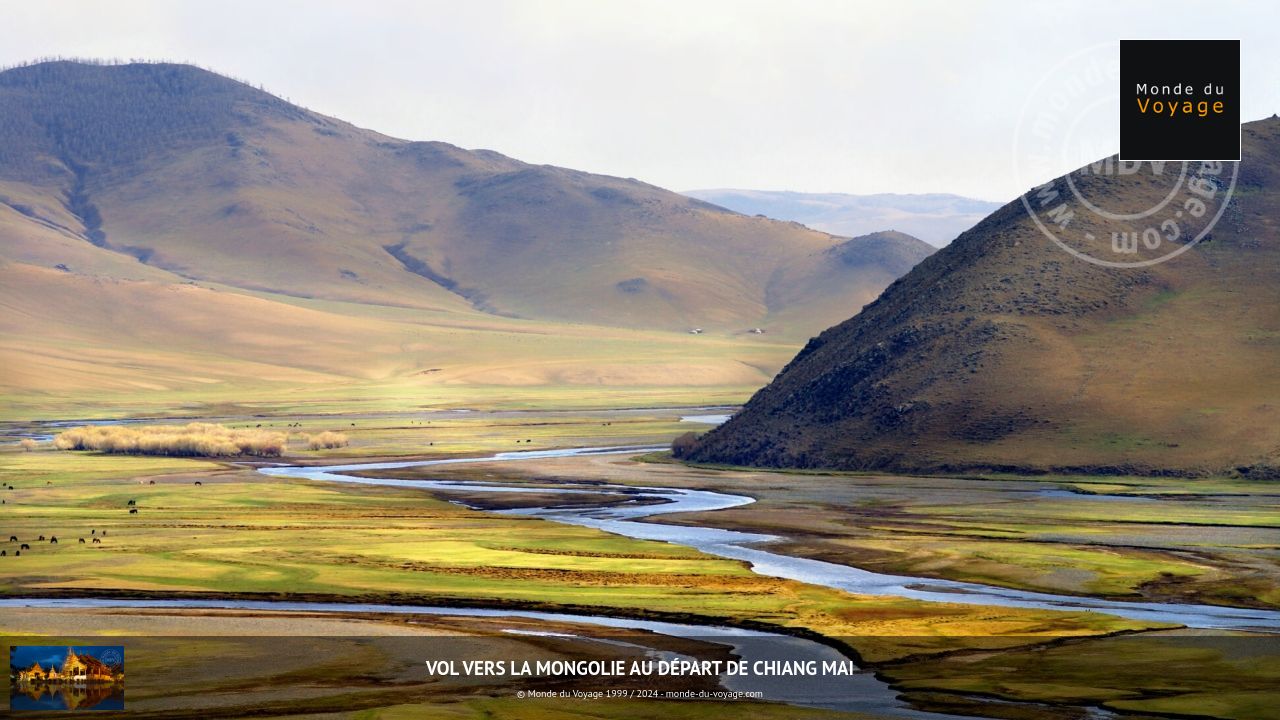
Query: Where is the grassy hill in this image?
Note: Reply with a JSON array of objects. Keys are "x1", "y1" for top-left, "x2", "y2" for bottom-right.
[
  {"x1": 0, "y1": 61, "x2": 933, "y2": 414},
  {"x1": 0, "y1": 61, "x2": 930, "y2": 332},
  {"x1": 688, "y1": 118, "x2": 1280, "y2": 477}
]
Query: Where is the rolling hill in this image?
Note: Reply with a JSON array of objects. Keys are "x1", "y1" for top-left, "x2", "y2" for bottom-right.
[
  {"x1": 683, "y1": 189, "x2": 1000, "y2": 247},
  {"x1": 0, "y1": 61, "x2": 930, "y2": 333},
  {"x1": 687, "y1": 117, "x2": 1280, "y2": 477},
  {"x1": 0, "y1": 60, "x2": 933, "y2": 412}
]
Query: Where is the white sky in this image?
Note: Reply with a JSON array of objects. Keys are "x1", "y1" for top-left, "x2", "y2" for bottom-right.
[{"x1": 1, "y1": 0, "x2": 1277, "y2": 200}]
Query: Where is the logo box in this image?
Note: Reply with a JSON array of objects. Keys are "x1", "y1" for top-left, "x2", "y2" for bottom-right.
[{"x1": 1120, "y1": 39, "x2": 1240, "y2": 161}]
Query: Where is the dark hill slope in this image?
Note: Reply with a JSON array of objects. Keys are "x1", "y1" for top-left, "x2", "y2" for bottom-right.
[{"x1": 688, "y1": 118, "x2": 1280, "y2": 476}]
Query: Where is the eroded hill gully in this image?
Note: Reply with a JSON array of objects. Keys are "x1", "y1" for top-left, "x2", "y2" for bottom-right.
[
  {"x1": 382, "y1": 240, "x2": 500, "y2": 314},
  {"x1": 57, "y1": 152, "x2": 155, "y2": 265}
]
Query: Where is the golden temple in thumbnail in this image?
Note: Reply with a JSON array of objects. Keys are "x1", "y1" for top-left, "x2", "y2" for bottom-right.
[{"x1": 17, "y1": 648, "x2": 116, "y2": 683}]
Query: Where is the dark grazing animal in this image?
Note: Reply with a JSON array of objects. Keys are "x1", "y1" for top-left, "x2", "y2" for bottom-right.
[
  {"x1": 79, "y1": 538, "x2": 86, "y2": 544},
  {"x1": 37, "y1": 535, "x2": 45, "y2": 541},
  {"x1": 127, "y1": 500, "x2": 136, "y2": 506},
  {"x1": 129, "y1": 508, "x2": 138, "y2": 514},
  {"x1": 92, "y1": 538, "x2": 101, "y2": 544},
  {"x1": 8, "y1": 535, "x2": 15, "y2": 542},
  {"x1": 194, "y1": 481, "x2": 202, "y2": 486},
  {"x1": 49, "y1": 536, "x2": 57, "y2": 544},
  {"x1": 19, "y1": 543, "x2": 30, "y2": 550},
  {"x1": 148, "y1": 480, "x2": 155, "y2": 485}
]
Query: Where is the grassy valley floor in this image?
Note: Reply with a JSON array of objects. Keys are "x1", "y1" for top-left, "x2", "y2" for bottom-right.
[
  {"x1": 464, "y1": 453, "x2": 1280, "y2": 611},
  {"x1": 1, "y1": 407, "x2": 1277, "y2": 718}
]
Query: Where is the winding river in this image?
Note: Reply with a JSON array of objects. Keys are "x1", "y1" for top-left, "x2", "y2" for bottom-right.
[{"x1": 259, "y1": 446, "x2": 1280, "y2": 633}]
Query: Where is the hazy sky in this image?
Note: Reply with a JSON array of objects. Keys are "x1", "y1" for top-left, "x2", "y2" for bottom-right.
[{"x1": 2, "y1": 1, "x2": 1277, "y2": 200}]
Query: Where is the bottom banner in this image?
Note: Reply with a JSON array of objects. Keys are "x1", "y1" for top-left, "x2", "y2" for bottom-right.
[{"x1": 5, "y1": 633, "x2": 1278, "y2": 718}]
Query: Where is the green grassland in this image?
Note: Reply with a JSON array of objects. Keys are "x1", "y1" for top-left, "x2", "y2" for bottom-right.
[{"x1": 0, "y1": 448, "x2": 1155, "y2": 666}]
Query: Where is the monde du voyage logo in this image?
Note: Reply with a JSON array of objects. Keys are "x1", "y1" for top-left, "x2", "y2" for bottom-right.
[
  {"x1": 1016, "y1": 40, "x2": 1241, "y2": 268},
  {"x1": 1120, "y1": 39, "x2": 1241, "y2": 161}
]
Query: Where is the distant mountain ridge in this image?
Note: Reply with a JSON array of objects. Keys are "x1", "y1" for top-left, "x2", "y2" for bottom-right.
[
  {"x1": 683, "y1": 189, "x2": 1000, "y2": 247},
  {"x1": 687, "y1": 118, "x2": 1280, "y2": 477}
]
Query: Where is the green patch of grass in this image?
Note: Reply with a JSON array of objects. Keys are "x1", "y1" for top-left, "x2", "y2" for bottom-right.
[{"x1": 830, "y1": 535, "x2": 1208, "y2": 597}]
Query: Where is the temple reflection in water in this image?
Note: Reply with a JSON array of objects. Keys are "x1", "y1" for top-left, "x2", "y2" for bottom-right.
[{"x1": 11, "y1": 682, "x2": 125, "y2": 711}]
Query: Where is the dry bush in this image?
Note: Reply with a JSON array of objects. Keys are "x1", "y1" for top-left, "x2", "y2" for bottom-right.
[
  {"x1": 671, "y1": 431, "x2": 700, "y2": 459},
  {"x1": 307, "y1": 431, "x2": 349, "y2": 450},
  {"x1": 54, "y1": 423, "x2": 286, "y2": 457},
  {"x1": 19, "y1": 438, "x2": 37, "y2": 452}
]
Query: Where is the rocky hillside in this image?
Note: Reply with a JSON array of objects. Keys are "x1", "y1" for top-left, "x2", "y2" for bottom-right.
[{"x1": 687, "y1": 118, "x2": 1280, "y2": 476}]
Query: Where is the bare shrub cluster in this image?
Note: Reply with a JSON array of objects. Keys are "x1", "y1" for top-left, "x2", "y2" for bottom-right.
[
  {"x1": 54, "y1": 423, "x2": 287, "y2": 457},
  {"x1": 306, "y1": 431, "x2": 349, "y2": 450},
  {"x1": 671, "y1": 431, "x2": 700, "y2": 458}
]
